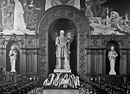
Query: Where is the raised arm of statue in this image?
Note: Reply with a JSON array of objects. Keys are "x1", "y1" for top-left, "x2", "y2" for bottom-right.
[{"x1": 55, "y1": 37, "x2": 60, "y2": 47}]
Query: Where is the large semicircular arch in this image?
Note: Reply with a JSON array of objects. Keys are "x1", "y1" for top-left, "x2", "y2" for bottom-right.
[{"x1": 36, "y1": 5, "x2": 90, "y2": 34}]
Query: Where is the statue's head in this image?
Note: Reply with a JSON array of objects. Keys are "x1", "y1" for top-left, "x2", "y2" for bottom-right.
[
  {"x1": 110, "y1": 11, "x2": 119, "y2": 19},
  {"x1": 60, "y1": 30, "x2": 64, "y2": 35},
  {"x1": 111, "y1": 45, "x2": 115, "y2": 50},
  {"x1": 11, "y1": 45, "x2": 17, "y2": 50}
]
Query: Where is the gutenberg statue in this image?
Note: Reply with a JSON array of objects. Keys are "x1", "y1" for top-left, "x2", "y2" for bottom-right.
[{"x1": 55, "y1": 30, "x2": 71, "y2": 70}]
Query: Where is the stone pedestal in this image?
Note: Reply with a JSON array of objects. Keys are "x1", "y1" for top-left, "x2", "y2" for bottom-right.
[
  {"x1": 54, "y1": 69, "x2": 71, "y2": 73},
  {"x1": 42, "y1": 89, "x2": 79, "y2": 94},
  {"x1": 10, "y1": 72, "x2": 17, "y2": 82},
  {"x1": 109, "y1": 62, "x2": 116, "y2": 75}
]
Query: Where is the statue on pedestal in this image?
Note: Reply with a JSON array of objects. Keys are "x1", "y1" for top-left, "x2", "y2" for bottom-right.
[
  {"x1": 43, "y1": 31, "x2": 80, "y2": 88},
  {"x1": 108, "y1": 45, "x2": 118, "y2": 75},
  {"x1": 55, "y1": 30, "x2": 71, "y2": 70},
  {"x1": 9, "y1": 45, "x2": 18, "y2": 72}
]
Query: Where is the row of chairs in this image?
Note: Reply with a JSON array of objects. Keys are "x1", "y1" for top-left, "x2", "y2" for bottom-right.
[
  {"x1": 0, "y1": 79, "x2": 42, "y2": 94},
  {"x1": 80, "y1": 75, "x2": 128, "y2": 94}
]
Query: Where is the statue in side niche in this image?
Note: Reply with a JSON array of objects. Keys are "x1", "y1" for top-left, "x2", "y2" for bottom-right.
[
  {"x1": 9, "y1": 45, "x2": 18, "y2": 72},
  {"x1": 108, "y1": 45, "x2": 118, "y2": 75}
]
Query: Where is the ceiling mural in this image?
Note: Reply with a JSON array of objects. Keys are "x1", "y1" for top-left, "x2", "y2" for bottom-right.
[
  {"x1": 0, "y1": 0, "x2": 45, "y2": 35},
  {"x1": 0, "y1": 0, "x2": 129, "y2": 35}
]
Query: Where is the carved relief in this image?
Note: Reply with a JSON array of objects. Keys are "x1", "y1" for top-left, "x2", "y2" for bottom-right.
[{"x1": 79, "y1": 33, "x2": 86, "y2": 46}]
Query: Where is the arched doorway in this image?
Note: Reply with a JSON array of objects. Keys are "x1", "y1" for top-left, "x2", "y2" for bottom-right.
[
  {"x1": 48, "y1": 18, "x2": 77, "y2": 74},
  {"x1": 106, "y1": 40, "x2": 120, "y2": 75},
  {"x1": 6, "y1": 41, "x2": 20, "y2": 74}
]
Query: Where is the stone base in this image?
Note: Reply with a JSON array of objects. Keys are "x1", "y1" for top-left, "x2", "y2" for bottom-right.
[
  {"x1": 42, "y1": 89, "x2": 79, "y2": 94},
  {"x1": 109, "y1": 70, "x2": 116, "y2": 75},
  {"x1": 10, "y1": 70, "x2": 16, "y2": 73},
  {"x1": 43, "y1": 72, "x2": 80, "y2": 88},
  {"x1": 54, "y1": 69, "x2": 71, "y2": 73}
]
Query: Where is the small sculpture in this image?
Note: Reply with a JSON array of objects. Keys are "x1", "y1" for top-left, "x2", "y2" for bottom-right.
[
  {"x1": 9, "y1": 45, "x2": 18, "y2": 72},
  {"x1": 108, "y1": 45, "x2": 118, "y2": 75}
]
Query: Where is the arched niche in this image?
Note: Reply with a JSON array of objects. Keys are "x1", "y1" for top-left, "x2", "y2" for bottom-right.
[
  {"x1": 106, "y1": 40, "x2": 120, "y2": 75},
  {"x1": 6, "y1": 41, "x2": 20, "y2": 74},
  {"x1": 36, "y1": 5, "x2": 90, "y2": 78},
  {"x1": 48, "y1": 18, "x2": 77, "y2": 74}
]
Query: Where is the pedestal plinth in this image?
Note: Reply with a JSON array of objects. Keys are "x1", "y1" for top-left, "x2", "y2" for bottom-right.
[
  {"x1": 109, "y1": 62, "x2": 116, "y2": 75},
  {"x1": 54, "y1": 69, "x2": 71, "y2": 73},
  {"x1": 42, "y1": 89, "x2": 79, "y2": 94}
]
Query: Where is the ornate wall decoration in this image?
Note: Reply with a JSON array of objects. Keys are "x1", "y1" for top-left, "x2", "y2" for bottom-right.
[{"x1": 37, "y1": 5, "x2": 90, "y2": 78}]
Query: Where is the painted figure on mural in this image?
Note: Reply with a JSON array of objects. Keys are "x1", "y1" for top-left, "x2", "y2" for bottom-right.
[
  {"x1": 108, "y1": 45, "x2": 118, "y2": 75},
  {"x1": 13, "y1": 0, "x2": 26, "y2": 30},
  {"x1": 51, "y1": 0, "x2": 75, "y2": 6},
  {"x1": 85, "y1": 0, "x2": 93, "y2": 17},
  {"x1": 55, "y1": 30, "x2": 71, "y2": 69},
  {"x1": 45, "y1": 0, "x2": 80, "y2": 10},
  {"x1": 9, "y1": 45, "x2": 18, "y2": 72},
  {"x1": 2, "y1": 0, "x2": 14, "y2": 30},
  {"x1": 25, "y1": 0, "x2": 39, "y2": 30}
]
